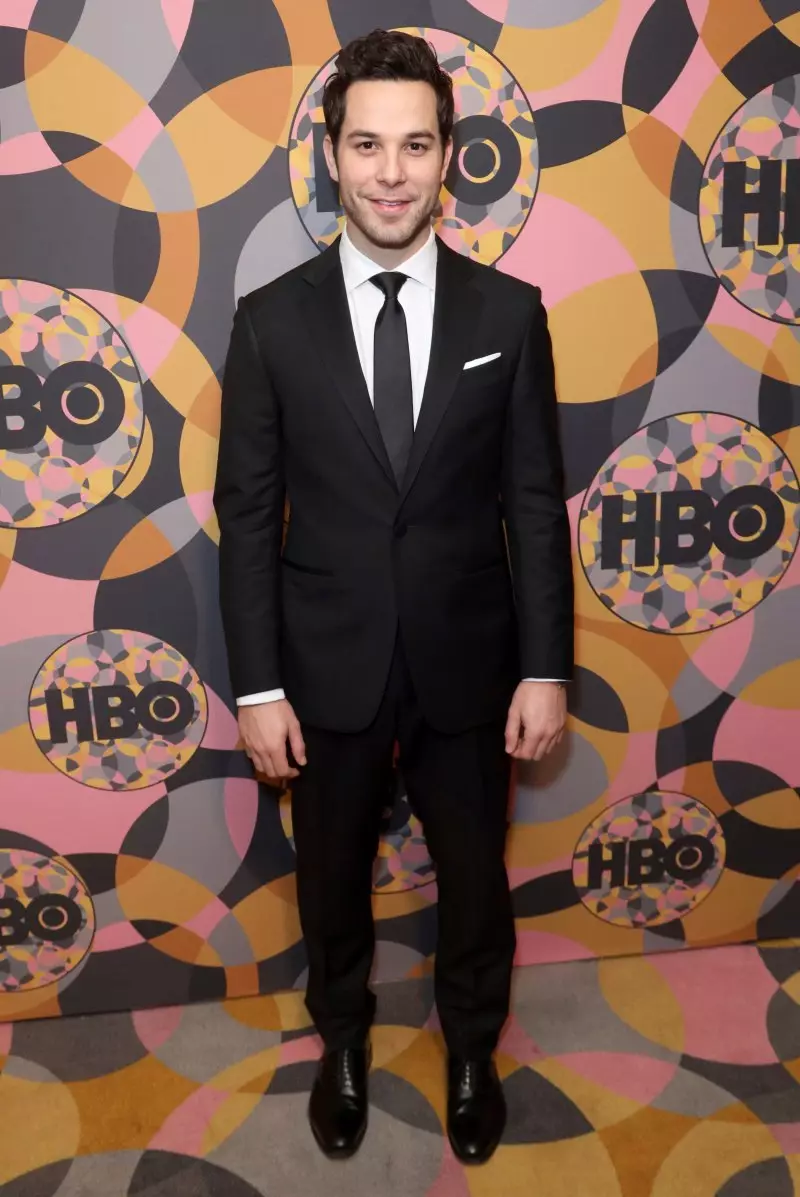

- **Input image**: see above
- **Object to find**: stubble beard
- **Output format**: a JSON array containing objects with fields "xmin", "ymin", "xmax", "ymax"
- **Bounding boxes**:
[{"xmin": 343, "ymin": 189, "xmax": 439, "ymax": 252}]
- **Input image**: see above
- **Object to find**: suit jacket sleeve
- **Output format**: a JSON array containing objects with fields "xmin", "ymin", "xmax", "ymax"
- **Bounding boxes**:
[
  {"xmin": 213, "ymin": 296, "xmax": 285, "ymax": 698},
  {"xmin": 501, "ymin": 289, "xmax": 574, "ymax": 680}
]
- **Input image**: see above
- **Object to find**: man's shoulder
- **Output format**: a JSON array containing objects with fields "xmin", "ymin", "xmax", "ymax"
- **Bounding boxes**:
[
  {"xmin": 461, "ymin": 252, "xmax": 542, "ymax": 307},
  {"xmin": 238, "ymin": 238, "xmax": 343, "ymax": 320},
  {"xmin": 238, "ymin": 254, "xmax": 318, "ymax": 317},
  {"xmin": 464, "ymin": 256, "xmax": 541, "ymax": 304}
]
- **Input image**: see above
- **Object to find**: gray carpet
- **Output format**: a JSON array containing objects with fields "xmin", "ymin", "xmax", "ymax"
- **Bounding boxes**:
[{"xmin": 0, "ymin": 942, "xmax": 798, "ymax": 1195}]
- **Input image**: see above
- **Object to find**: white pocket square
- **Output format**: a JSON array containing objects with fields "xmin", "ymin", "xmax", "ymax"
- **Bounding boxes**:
[{"xmin": 463, "ymin": 352, "xmax": 501, "ymax": 370}]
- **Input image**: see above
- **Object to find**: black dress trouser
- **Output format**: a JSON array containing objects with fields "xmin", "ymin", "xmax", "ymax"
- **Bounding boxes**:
[{"xmin": 289, "ymin": 630, "xmax": 517, "ymax": 1059}]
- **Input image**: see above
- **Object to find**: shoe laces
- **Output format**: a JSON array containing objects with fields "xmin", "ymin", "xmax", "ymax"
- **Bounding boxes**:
[
  {"xmin": 325, "ymin": 1047, "xmax": 363, "ymax": 1095},
  {"xmin": 338, "ymin": 1051, "xmax": 356, "ymax": 1089}
]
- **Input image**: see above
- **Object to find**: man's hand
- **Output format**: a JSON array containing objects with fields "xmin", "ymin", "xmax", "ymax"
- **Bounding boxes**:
[
  {"xmin": 239, "ymin": 699, "xmax": 307, "ymax": 781},
  {"xmin": 505, "ymin": 681, "xmax": 566, "ymax": 761}
]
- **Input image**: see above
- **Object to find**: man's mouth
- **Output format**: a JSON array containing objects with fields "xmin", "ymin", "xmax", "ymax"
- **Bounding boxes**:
[{"xmin": 368, "ymin": 197, "xmax": 413, "ymax": 212}]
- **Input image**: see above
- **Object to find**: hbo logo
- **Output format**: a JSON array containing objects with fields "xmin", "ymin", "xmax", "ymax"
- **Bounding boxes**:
[
  {"xmin": 580, "ymin": 414, "xmax": 799, "ymax": 632},
  {"xmin": 600, "ymin": 486, "xmax": 784, "ymax": 569},
  {"xmin": 574, "ymin": 792, "xmax": 726, "ymax": 927},
  {"xmin": 587, "ymin": 835, "xmax": 716, "ymax": 889},
  {"xmin": 0, "ymin": 363, "xmax": 126, "ymax": 449},
  {"xmin": 721, "ymin": 155, "xmax": 799, "ymax": 249},
  {"xmin": 44, "ymin": 683, "xmax": 195, "ymax": 743},
  {"xmin": 0, "ymin": 893, "xmax": 84, "ymax": 946},
  {"xmin": 31, "ymin": 631, "xmax": 207, "ymax": 789}
]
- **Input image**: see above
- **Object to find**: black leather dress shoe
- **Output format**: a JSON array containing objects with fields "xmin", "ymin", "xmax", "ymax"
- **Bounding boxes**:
[
  {"xmin": 446, "ymin": 1056, "xmax": 506, "ymax": 1164},
  {"xmin": 308, "ymin": 1045, "xmax": 371, "ymax": 1158}
]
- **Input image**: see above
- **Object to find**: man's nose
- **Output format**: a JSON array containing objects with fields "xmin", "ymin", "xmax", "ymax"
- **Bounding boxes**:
[{"xmin": 376, "ymin": 151, "xmax": 405, "ymax": 186}]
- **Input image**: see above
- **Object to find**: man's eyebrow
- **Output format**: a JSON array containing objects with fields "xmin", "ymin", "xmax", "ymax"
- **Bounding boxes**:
[{"xmin": 345, "ymin": 129, "xmax": 437, "ymax": 140}]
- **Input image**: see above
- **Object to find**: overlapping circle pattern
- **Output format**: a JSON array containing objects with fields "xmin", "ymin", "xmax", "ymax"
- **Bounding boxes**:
[
  {"xmin": 700, "ymin": 73, "xmax": 800, "ymax": 323},
  {"xmin": 28, "ymin": 631, "xmax": 208, "ymax": 790},
  {"xmin": 0, "ymin": 0, "xmax": 797, "ymax": 1067},
  {"xmin": 288, "ymin": 25, "xmax": 539, "ymax": 264},
  {"xmin": 0, "ymin": 281, "xmax": 145, "ymax": 528},
  {"xmin": 2, "ymin": 939, "xmax": 799, "ymax": 1194},
  {"xmin": 572, "ymin": 790, "xmax": 726, "ymax": 927},
  {"xmin": 578, "ymin": 413, "xmax": 800, "ymax": 632},
  {"xmin": 0, "ymin": 849, "xmax": 95, "ymax": 993}
]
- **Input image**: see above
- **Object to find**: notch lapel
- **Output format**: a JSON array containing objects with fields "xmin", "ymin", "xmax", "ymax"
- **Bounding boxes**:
[
  {"xmin": 301, "ymin": 240, "xmax": 397, "ymax": 490},
  {"xmin": 399, "ymin": 239, "xmax": 484, "ymax": 505}
]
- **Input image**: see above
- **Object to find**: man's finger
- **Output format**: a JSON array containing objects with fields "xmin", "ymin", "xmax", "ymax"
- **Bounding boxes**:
[
  {"xmin": 288, "ymin": 721, "xmax": 307, "ymax": 768},
  {"xmin": 505, "ymin": 708, "xmax": 522, "ymax": 753},
  {"xmin": 536, "ymin": 727, "xmax": 564, "ymax": 760},
  {"xmin": 269, "ymin": 745, "xmax": 300, "ymax": 780},
  {"xmin": 250, "ymin": 750, "xmax": 268, "ymax": 775},
  {"xmin": 514, "ymin": 727, "xmax": 544, "ymax": 761},
  {"xmin": 261, "ymin": 753, "xmax": 289, "ymax": 782}
]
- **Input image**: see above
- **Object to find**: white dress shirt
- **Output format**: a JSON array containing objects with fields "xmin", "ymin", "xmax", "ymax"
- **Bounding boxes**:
[{"xmin": 236, "ymin": 224, "xmax": 562, "ymax": 706}]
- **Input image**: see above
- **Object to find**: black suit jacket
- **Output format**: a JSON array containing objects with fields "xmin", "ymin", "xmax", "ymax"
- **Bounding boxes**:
[{"xmin": 213, "ymin": 235, "xmax": 573, "ymax": 733}]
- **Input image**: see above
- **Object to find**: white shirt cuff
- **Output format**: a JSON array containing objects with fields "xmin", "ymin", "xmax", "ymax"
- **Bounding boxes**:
[
  {"xmin": 236, "ymin": 680, "xmax": 567, "ymax": 705},
  {"xmin": 236, "ymin": 689, "xmax": 286, "ymax": 705}
]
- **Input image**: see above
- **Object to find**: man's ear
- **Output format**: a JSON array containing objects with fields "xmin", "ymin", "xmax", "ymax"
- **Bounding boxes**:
[
  {"xmin": 323, "ymin": 133, "xmax": 339, "ymax": 182},
  {"xmin": 440, "ymin": 135, "xmax": 454, "ymax": 183}
]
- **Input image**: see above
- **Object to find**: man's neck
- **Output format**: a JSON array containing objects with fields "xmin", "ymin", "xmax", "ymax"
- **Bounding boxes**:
[{"xmin": 344, "ymin": 221, "xmax": 432, "ymax": 270}]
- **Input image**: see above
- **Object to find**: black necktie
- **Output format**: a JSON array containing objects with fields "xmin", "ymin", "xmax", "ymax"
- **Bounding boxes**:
[{"xmin": 370, "ymin": 272, "xmax": 414, "ymax": 487}]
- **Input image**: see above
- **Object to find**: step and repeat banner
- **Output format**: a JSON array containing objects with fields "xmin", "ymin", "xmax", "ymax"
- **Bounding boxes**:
[{"xmin": 0, "ymin": 0, "xmax": 799, "ymax": 1021}]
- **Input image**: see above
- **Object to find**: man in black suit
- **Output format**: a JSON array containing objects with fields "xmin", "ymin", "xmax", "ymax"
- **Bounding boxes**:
[{"xmin": 213, "ymin": 28, "xmax": 573, "ymax": 1165}]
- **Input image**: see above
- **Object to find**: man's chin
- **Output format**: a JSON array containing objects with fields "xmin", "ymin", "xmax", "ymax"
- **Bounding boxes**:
[{"xmin": 350, "ymin": 208, "xmax": 430, "ymax": 250}]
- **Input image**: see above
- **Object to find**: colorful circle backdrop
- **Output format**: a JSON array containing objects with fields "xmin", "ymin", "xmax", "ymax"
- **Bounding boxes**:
[
  {"xmin": 0, "ymin": 849, "xmax": 96, "ymax": 993},
  {"xmin": 578, "ymin": 413, "xmax": 800, "ymax": 632},
  {"xmin": 288, "ymin": 25, "xmax": 539, "ymax": 264},
  {"xmin": 28, "ymin": 630, "xmax": 208, "ymax": 790},
  {"xmin": 700, "ymin": 72, "xmax": 800, "ymax": 324},
  {"xmin": 0, "ymin": 0, "xmax": 798, "ymax": 1027},
  {"xmin": 0, "ymin": 280, "xmax": 145, "ymax": 529},
  {"xmin": 572, "ymin": 791, "xmax": 727, "ymax": 928}
]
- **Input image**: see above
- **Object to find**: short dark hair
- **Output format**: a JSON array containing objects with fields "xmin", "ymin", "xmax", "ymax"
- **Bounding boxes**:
[{"xmin": 322, "ymin": 29, "xmax": 455, "ymax": 148}]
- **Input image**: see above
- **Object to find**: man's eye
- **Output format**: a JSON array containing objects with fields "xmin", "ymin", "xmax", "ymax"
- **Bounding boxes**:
[
  {"xmin": 408, "ymin": 142, "xmax": 425, "ymax": 152},
  {"xmin": 358, "ymin": 141, "xmax": 375, "ymax": 150}
]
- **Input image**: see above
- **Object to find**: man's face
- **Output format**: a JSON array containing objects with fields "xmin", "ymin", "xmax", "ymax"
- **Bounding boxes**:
[{"xmin": 324, "ymin": 79, "xmax": 452, "ymax": 254}]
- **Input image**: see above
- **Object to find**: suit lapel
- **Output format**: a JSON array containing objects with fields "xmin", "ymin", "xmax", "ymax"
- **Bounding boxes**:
[
  {"xmin": 301, "ymin": 239, "xmax": 397, "ymax": 490},
  {"xmin": 400, "ymin": 239, "xmax": 484, "ymax": 504},
  {"xmin": 300, "ymin": 236, "xmax": 485, "ymax": 501}
]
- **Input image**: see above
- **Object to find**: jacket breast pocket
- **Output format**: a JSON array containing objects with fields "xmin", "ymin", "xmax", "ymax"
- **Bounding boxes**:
[{"xmin": 460, "ymin": 354, "xmax": 508, "ymax": 387}]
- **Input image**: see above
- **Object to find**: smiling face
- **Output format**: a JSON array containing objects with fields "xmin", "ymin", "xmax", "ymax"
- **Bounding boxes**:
[{"xmin": 323, "ymin": 78, "xmax": 453, "ymax": 266}]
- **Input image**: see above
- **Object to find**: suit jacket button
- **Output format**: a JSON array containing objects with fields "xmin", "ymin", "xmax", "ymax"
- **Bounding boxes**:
[{"xmin": 395, "ymin": 522, "xmax": 408, "ymax": 538}]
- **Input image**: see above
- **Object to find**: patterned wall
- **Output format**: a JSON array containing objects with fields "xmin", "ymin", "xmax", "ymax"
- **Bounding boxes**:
[{"xmin": 0, "ymin": 0, "xmax": 799, "ymax": 1022}]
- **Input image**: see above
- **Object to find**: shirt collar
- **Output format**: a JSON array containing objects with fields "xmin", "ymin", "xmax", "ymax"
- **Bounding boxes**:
[{"xmin": 340, "ymin": 223, "xmax": 437, "ymax": 294}]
